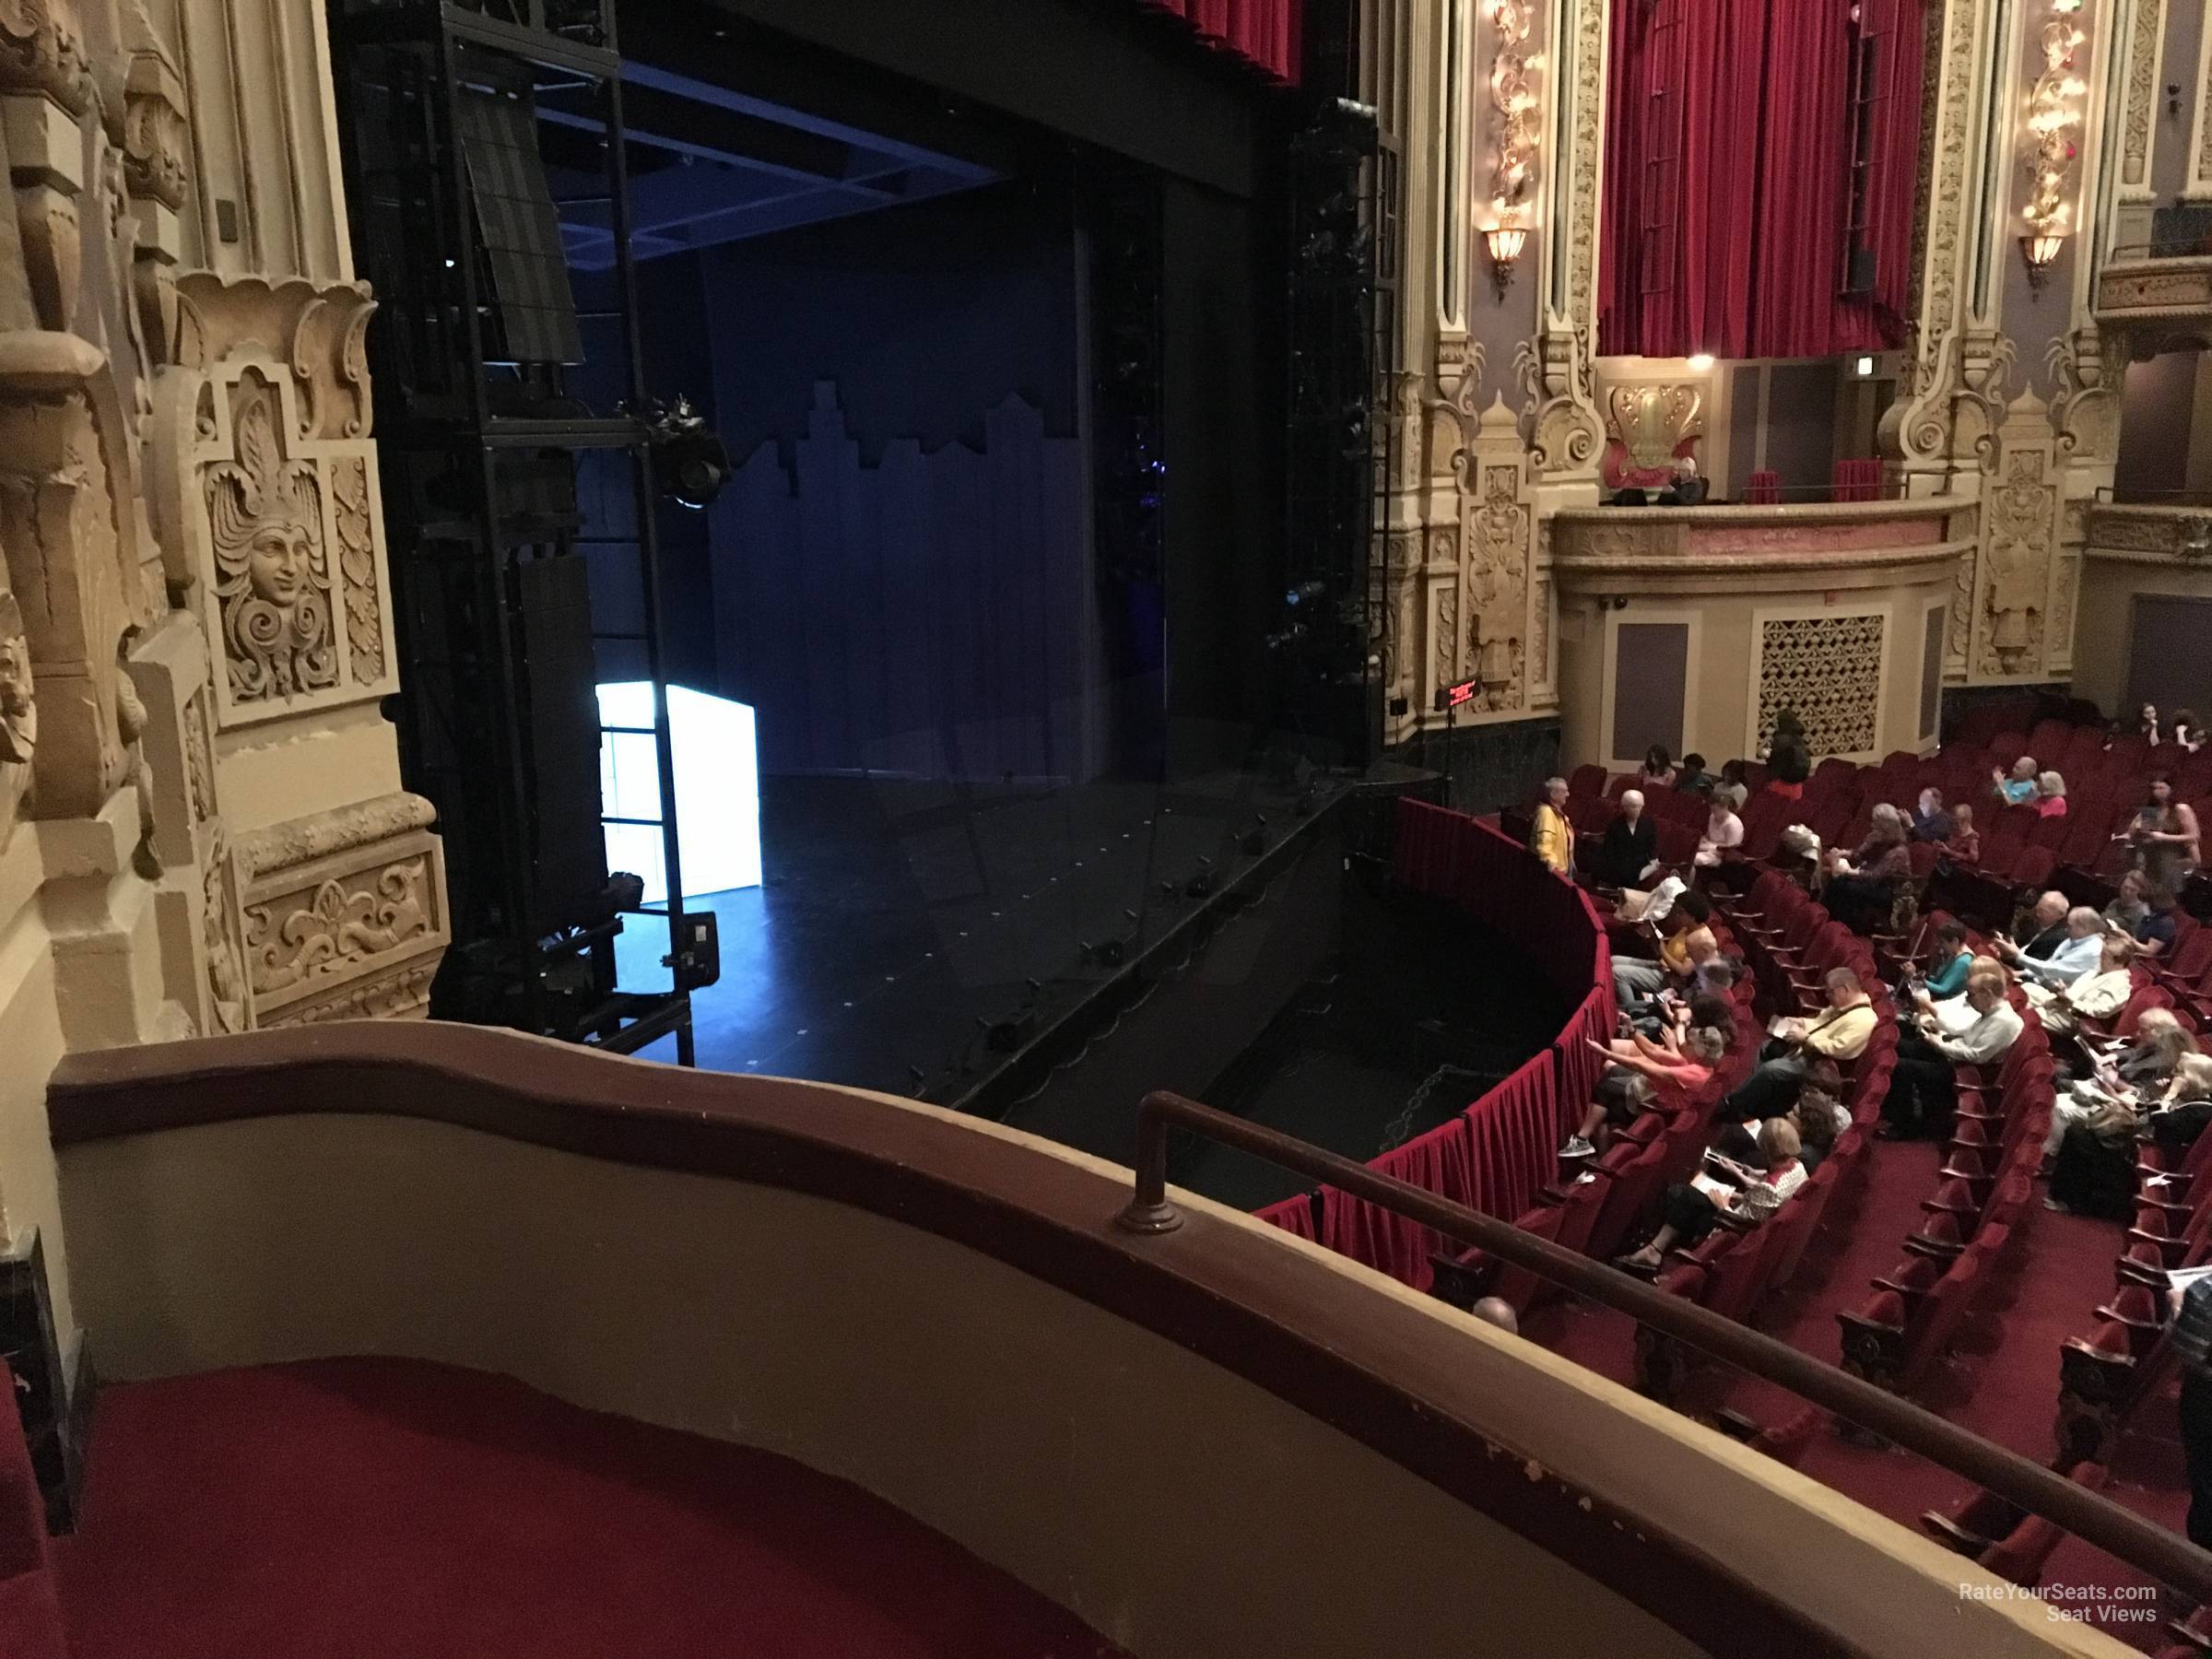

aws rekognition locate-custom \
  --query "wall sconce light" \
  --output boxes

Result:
[2018,0,2085,291]
[2018,231,2067,295]
[1483,226,1527,298]
[1686,353,1715,373]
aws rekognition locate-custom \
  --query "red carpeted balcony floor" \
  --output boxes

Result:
[53,1358,1126,1659]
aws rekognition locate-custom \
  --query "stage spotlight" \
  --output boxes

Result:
[644,396,731,511]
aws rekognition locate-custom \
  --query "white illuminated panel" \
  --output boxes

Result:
[595,681,762,904]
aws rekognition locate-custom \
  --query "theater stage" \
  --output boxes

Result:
[618,767,1567,1206]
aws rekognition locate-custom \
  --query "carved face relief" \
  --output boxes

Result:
[206,379,336,703]
[247,522,311,607]
[0,594,32,763]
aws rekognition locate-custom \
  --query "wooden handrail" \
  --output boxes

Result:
[1120,1088,2212,1606]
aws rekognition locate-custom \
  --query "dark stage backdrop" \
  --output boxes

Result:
[718,385,1102,783]
[632,184,1104,784]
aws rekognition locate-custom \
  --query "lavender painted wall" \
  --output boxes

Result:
[1461,0,1546,396]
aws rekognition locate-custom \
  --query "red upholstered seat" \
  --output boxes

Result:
[0,1361,65,1659]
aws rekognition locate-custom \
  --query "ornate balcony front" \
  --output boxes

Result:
[1551,498,1975,596]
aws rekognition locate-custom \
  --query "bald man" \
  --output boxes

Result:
[1471,1297,1519,1336]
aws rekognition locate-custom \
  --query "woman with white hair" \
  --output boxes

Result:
[2049,1053,2212,1217]
[2036,771,2068,818]
[1823,802,1912,934]
[2044,1006,2198,1159]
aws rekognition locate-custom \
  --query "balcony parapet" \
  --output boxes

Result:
[2094,253,2212,325]
[2083,502,2212,567]
[1551,498,1975,595]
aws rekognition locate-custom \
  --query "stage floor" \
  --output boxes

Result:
[619,774,1568,1208]
[618,770,1324,1094]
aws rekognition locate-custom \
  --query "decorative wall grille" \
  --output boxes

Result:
[1756,612,1885,759]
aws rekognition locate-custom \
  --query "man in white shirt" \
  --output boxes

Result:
[1994,906,2104,989]
[1881,970,2023,1138]
[2023,934,2137,1035]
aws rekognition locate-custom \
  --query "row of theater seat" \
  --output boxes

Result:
[1857,912,2129,1595]
[1618,880,1901,1416]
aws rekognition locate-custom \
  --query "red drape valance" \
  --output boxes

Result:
[1599,0,1924,359]
[1143,0,1302,83]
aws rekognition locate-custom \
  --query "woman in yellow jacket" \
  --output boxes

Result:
[1531,776,1574,877]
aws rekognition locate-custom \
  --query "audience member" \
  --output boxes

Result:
[1944,802,1980,865]
[1593,789,1661,889]
[2176,709,2205,753]
[2043,1006,2197,1159]
[1993,900,2100,986]
[1638,745,1677,792]
[1993,756,2040,806]
[2138,884,2183,959]
[1821,803,1912,933]
[1561,1027,1726,1158]
[2168,1274,2212,1549]
[1905,786,1952,843]
[1881,969,2022,1139]
[2103,867,2150,935]
[2022,932,2136,1035]
[1764,712,1812,799]
[1676,753,1714,796]
[2048,1053,2212,1218]
[1530,775,1573,877]
[1695,783,1747,868]
[2035,771,2068,818]
[1722,967,1877,1120]
[1908,920,1972,1002]
[2131,702,2163,745]
[2006,889,2069,957]
[1616,1117,1805,1271]
[1714,1060,1845,1171]
[2126,776,2200,892]
[1470,1297,1519,1336]
[1611,889,1715,1007]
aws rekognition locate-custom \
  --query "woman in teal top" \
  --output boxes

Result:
[1918,920,1972,1000]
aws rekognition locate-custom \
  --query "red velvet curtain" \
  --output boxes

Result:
[1599,0,1924,359]
[1145,0,1302,83]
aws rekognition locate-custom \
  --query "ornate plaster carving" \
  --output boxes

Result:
[1432,560,1461,698]
[1972,396,2061,680]
[2046,327,2125,460]
[1455,394,1530,715]
[2095,260,2212,319]
[118,4,186,211]
[0,587,31,766]
[1518,0,1603,477]
[2120,0,2164,192]
[238,794,449,1027]
[206,371,336,702]
[1885,0,1994,467]
[0,0,93,113]
[264,958,438,1028]
[1600,382,1703,488]
[234,790,438,881]
[201,823,249,1035]
[1382,529,1422,724]
[183,350,397,727]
